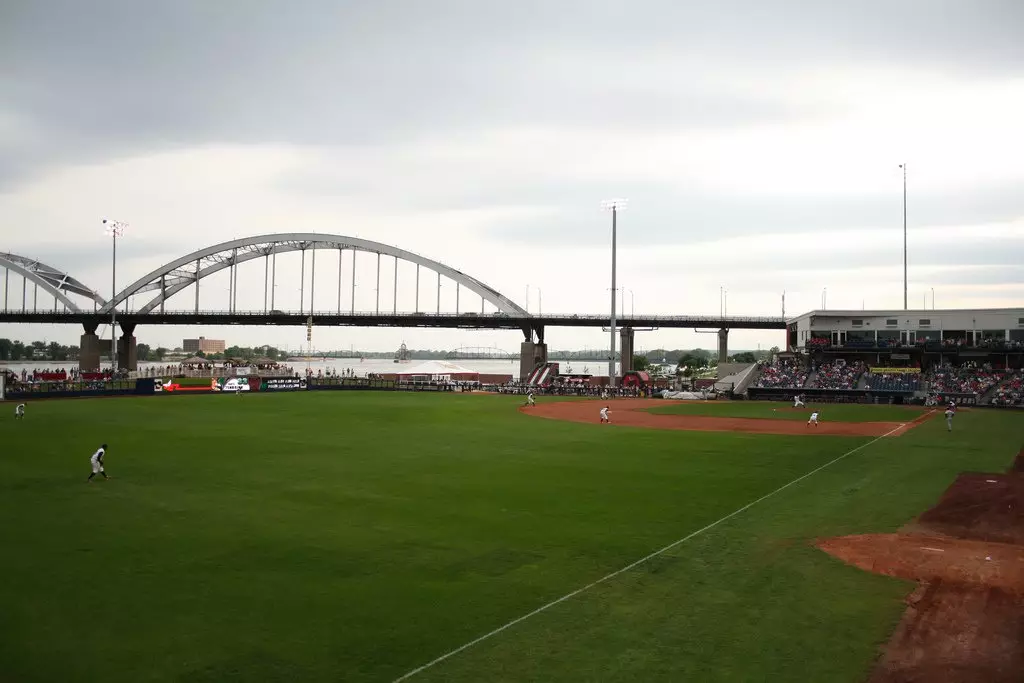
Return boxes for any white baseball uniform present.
[90,447,105,474]
[808,412,819,425]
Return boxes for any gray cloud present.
[474,180,1024,245]
[2,0,1022,189]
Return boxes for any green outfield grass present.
[648,400,929,422]
[1,392,1020,682]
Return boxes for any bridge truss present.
[96,233,530,318]
[0,252,107,313]
[445,346,519,360]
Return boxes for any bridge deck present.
[0,310,787,330]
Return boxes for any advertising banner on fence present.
[154,377,216,393]
[870,367,921,374]
[261,377,307,391]
[213,377,252,392]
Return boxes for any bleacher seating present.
[863,372,921,392]
[814,360,864,390]
[754,359,809,389]
[928,363,1005,397]
[990,374,1024,406]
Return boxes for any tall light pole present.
[601,198,627,386]
[103,219,127,372]
[628,289,635,316]
[900,163,907,309]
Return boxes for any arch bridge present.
[2,233,785,379]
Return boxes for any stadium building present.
[786,308,1024,356]
[739,308,1024,407]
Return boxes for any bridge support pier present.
[718,328,729,364]
[79,322,101,372]
[519,341,548,381]
[118,323,138,371]
[619,327,635,375]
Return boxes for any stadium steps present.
[805,370,818,388]
[730,363,762,395]
[981,373,1019,405]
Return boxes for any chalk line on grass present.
[392,424,905,682]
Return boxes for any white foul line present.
[393,424,904,682]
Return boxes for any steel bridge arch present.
[99,233,530,316]
[0,252,106,313]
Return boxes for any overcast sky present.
[2,0,1023,354]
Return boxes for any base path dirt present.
[819,463,1024,682]
[867,582,1024,683]
[523,398,925,437]
[817,533,1024,594]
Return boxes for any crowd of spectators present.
[863,371,922,392]
[488,381,652,397]
[928,362,1006,397]
[814,360,865,390]
[5,367,125,386]
[990,374,1024,406]
[754,359,809,389]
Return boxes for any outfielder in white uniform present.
[793,394,805,408]
[599,406,610,424]
[15,403,26,420]
[807,411,819,427]
[88,444,109,482]
[944,408,955,432]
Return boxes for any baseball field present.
[1,392,1021,681]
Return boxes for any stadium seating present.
[863,372,921,392]
[814,360,864,390]
[928,363,1005,397]
[990,374,1024,406]
[754,359,809,389]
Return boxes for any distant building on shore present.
[183,337,226,354]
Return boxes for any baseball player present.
[14,403,26,420]
[525,391,536,407]
[793,394,805,408]
[807,411,819,427]
[945,406,955,432]
[599,406,610,424]
[87,444,110,482]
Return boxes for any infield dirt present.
[819,452,1024,682]
[523,398,928,437]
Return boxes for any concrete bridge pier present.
[118,323,138,371]
[619,327,635,375]
[79,322,101,372]
[519,326,548,381]
[718,328,729,364]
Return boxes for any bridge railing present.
[100,309,786,324]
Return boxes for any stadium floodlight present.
[899,164,907,310]
[103,219,128,372]
[601,199,628,386]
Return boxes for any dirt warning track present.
[523,398,926,437]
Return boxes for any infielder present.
[793,394,805,408]
[88,444,110,482]
[599,406,610,424]
[807,411,819,427]
[945,407,955,432]
[525,391,536,407]
[14,403,26,420]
